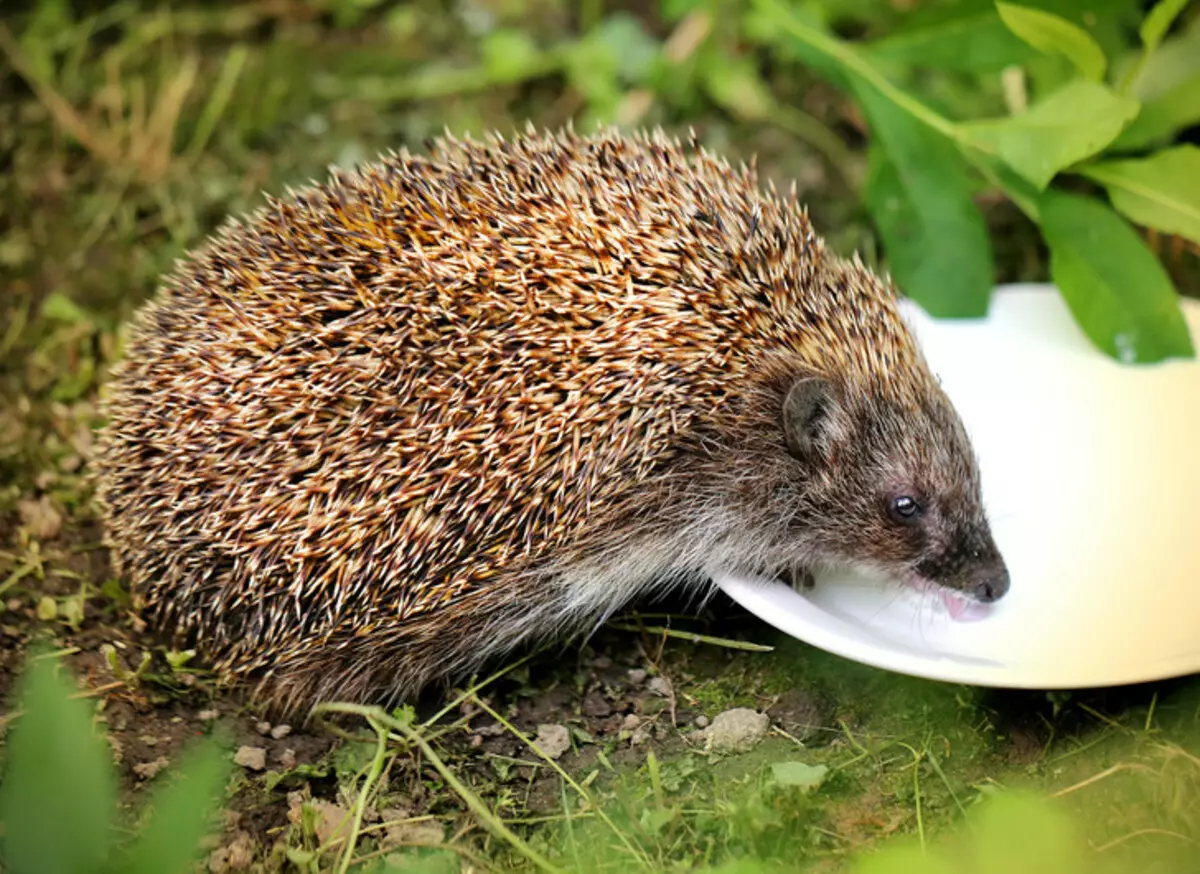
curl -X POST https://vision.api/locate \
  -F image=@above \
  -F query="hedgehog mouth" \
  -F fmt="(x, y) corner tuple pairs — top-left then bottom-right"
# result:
(904, 576), (993, 623)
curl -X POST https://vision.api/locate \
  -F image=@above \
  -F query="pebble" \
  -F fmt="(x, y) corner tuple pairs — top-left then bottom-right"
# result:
(278, 748), (297, 770)
(270, 723), (292, 739)
(647, 676), (672, 697)
(385, 820), (445, 847)
(704, 708), (770, 754)
(207, 832), (254, 873)
(627, 668), (647, 685)
(621, 713), (652, 746)
(17, 496), (62, 541)
(581, 691), (613, 718)
(694, 714), (709, 729)
(233, 745), (267, 771)
(533, 723), (571, 759)
(133, 756), (170, 780)
(254, 720), (272, 736)
(311, 799), (352, 845)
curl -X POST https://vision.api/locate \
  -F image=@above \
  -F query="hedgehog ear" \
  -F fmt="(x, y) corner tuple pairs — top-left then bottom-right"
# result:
(782, 376), (832, 462)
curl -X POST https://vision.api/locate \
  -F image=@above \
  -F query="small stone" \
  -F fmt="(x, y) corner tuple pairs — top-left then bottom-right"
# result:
(233, 745), (267, 771)
(197, 709), (220, 721)
(255, 720), (272, 736)
(627, 668), (647, 685)
(591, 654), (613, 669)
(133, 756), (170, 780)
(18, 496), (62, 541)
(286, 792), (306, 825)
(694, 715), (709, 729)
(380, 803), (414, 822)
(311, 799), (352, 846)
(270, 723), (292, 739)
(581, 692), (612, 718)
(207, 831), (254, 873)
(385, 820), (445, 848)
(704, 708), (770, 754)
(533, 723), (571, 760)
(278, 748), (297, 770)
(647, 676), (672, 697)
(620, 713), (652, 745)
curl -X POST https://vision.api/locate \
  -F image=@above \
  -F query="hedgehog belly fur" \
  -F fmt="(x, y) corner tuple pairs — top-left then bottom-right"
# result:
(96, 124), (936, 715)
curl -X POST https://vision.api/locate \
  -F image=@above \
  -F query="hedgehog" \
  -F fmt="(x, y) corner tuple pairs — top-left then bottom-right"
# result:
(95, 125), (1009, 716)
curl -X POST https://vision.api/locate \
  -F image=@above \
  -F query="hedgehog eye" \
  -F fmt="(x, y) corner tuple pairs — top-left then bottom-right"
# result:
(888, 495), (922, 524)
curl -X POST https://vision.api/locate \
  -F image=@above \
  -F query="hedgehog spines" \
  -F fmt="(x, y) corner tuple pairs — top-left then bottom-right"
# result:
(97, 126), (935, 715)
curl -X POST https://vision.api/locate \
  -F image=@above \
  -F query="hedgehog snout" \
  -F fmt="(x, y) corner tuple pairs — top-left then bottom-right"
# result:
(962, 558), (1010, 603)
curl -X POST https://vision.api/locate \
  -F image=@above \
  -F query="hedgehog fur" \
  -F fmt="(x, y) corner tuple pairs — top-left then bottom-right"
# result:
(96, 125), (1008, 716)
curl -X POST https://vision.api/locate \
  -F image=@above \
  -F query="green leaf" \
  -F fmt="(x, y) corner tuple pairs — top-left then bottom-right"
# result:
(702, 53), (774, 121)
(769, 761), (828, 792)
(593, 13), (660, 83)
(479, 30), (542, 84)
(867, 10), (1034, 73)
(1112, 72), (1200, 150)
(748, 0), (848, 88)
(1131, 17), (1200, 101)
(1140, 0), (1191, 55)
(1038, 189), (1194, 363)
(117, 739), (230, 874)
(959, 79), (1139, 189)
(1079, 146), (1200, 246)
(0, 654), (117, 874)
(41, 290), (92, 324)
(995, 2), (1107, 80)
(860, 91), (993, 318)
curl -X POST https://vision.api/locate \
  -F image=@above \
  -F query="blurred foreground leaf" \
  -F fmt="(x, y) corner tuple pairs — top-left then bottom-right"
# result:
(0, 653), (116, 874)
(0, 654), (230, 874)
(118, 740), (229, 874)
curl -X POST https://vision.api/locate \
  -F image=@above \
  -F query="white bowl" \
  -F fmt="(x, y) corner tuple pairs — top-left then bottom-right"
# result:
(714, 284), (1200, 689)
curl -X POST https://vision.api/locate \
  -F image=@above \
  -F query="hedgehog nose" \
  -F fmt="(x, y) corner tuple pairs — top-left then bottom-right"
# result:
(968, 564), (1010, 603)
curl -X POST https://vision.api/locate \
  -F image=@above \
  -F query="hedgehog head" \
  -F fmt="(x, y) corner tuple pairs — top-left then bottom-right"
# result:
(775, 359), (1009, 607)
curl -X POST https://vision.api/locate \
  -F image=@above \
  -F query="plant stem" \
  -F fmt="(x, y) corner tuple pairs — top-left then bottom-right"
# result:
(756, 0), (959, 140)
(473, 696), (653, 868)
(334, 716), (391, 874)
(319, 703), (565, 874)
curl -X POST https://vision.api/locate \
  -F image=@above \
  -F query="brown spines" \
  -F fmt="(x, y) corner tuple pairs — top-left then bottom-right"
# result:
(96, 126), (933, 710)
